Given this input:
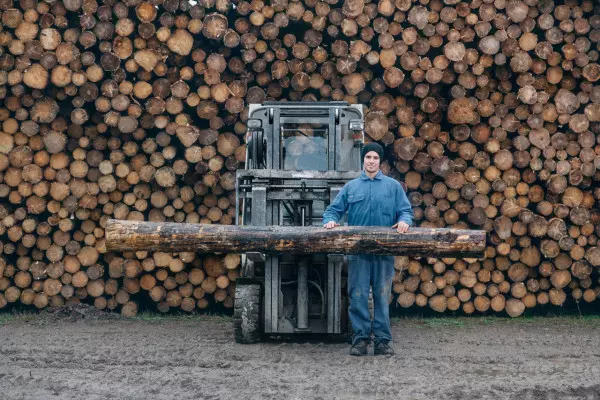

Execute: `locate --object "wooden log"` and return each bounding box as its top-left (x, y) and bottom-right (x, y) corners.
top-left (106, 220), bottom-right (486, 257)
top-left (0, 0), bottom-right (598, 317)
top-left (121, 301), bottom-right (138, 317)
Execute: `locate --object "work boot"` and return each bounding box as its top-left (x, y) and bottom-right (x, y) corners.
top-left (349, 340), bottom-right (369, 356)
top-left (374, 341), bottom-right (395, 356)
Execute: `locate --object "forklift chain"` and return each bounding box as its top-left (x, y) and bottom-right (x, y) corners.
top-left (247, 130), bottom-right (265, 169)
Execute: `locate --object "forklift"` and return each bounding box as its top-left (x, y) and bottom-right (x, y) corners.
top-left (234, 101), bottom-right (365, 343)
top-left (103, 101), bottom-right (484, 341)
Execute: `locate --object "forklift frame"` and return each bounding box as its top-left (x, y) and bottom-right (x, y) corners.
top-left (233, 101), bottom-right (364, 342)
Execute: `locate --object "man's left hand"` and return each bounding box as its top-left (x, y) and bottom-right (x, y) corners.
top-left (391, 221), bottom-right (409, 233)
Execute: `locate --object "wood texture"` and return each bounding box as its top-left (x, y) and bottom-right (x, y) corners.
top-left (0, 0), bottom-right (599, 317)
top-left (106, 219), bottom-right (485, 257)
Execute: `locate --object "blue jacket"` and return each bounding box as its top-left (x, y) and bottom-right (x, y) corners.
top-left (322, 170), bottom-right (413, 227)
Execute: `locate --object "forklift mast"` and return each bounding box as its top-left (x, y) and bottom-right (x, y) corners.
top-left (245, 101), bottom-right (364, 171)
top-left (234, 102), bottom-right (365, 342)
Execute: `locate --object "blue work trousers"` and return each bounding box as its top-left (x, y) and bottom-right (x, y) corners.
top-left (348, 254), bottom-right (394, 346)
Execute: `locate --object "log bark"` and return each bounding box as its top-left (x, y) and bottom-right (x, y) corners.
top-left (106, 220), bottom-right (486, 258)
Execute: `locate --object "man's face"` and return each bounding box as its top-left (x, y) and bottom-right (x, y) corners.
top-left (363, 151), bottom-right (380, 173)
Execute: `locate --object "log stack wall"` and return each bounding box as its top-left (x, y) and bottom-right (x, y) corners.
top-left (0, 0), bottom-right (599, 317)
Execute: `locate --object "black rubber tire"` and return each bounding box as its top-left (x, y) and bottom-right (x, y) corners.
top-left (234, 283), bottom-right (262, 344)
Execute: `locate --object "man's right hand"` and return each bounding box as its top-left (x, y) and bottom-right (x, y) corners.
top-left (324, 221), bottom-right (339, 229)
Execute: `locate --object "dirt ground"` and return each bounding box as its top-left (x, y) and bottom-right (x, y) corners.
top-left (1, 307), bottom-right (600, 400)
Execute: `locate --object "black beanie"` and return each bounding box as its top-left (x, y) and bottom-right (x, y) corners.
top-left (361, 142), bottom-right (384, 161)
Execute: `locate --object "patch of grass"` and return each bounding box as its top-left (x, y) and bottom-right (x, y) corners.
top-left (205, 314), bottom-right (234, 324)
top-left (392, 314), bottom-right (600, 328)
top-left (576, 314), bottom-right (600, 320)
top-left (132, 312), bottom-right (233, 324)
top-left (421, 318), bottom-right (466, 327)
top-left (0, 312), bottom-right (38, 326)
top-left (0, 314), bottom-right (12, 326)
top-left (495, 315), bottom-right (600, 325)
top-left (391, 316), bottom-right (465, 327)
top-left (473, 316), bottom-right (504, 325)
top-left (573, 314), bottom-right (600, 326)
top-left (492, 315), bottom-right (540, 324)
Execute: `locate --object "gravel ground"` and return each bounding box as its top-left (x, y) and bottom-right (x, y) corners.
top-left (1, 308), bottom-right (600, 400)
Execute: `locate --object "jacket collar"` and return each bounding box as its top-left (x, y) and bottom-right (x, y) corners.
top-left (360, 170), bottom-right (383, 180)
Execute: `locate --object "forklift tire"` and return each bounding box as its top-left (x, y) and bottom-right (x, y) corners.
top-left (234, 283), bottom-right (262, 344)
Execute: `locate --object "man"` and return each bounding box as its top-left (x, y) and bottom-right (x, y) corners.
top-left (322, 142), bottom-right (413, 356)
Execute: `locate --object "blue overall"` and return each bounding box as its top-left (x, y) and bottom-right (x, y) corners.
top-left (323, 170), bottom-right (413, 345)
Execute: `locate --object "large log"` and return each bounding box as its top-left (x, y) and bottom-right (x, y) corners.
top-left (105, 220), bottom-right (486, 258)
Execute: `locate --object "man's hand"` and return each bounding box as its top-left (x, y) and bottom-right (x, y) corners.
top-left (392, 221), bottom-right (409, 233)
top-left (324, 221), bottom-right (339, 229)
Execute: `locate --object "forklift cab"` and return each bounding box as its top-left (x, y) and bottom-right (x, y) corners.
top-left (234, 102), bottom-right (365, 343)
top-left (245, 101), bottom-right (364, 172)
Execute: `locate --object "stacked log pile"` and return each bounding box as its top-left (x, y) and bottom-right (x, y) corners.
top-left (0, 0), bottom-right (599, 317)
